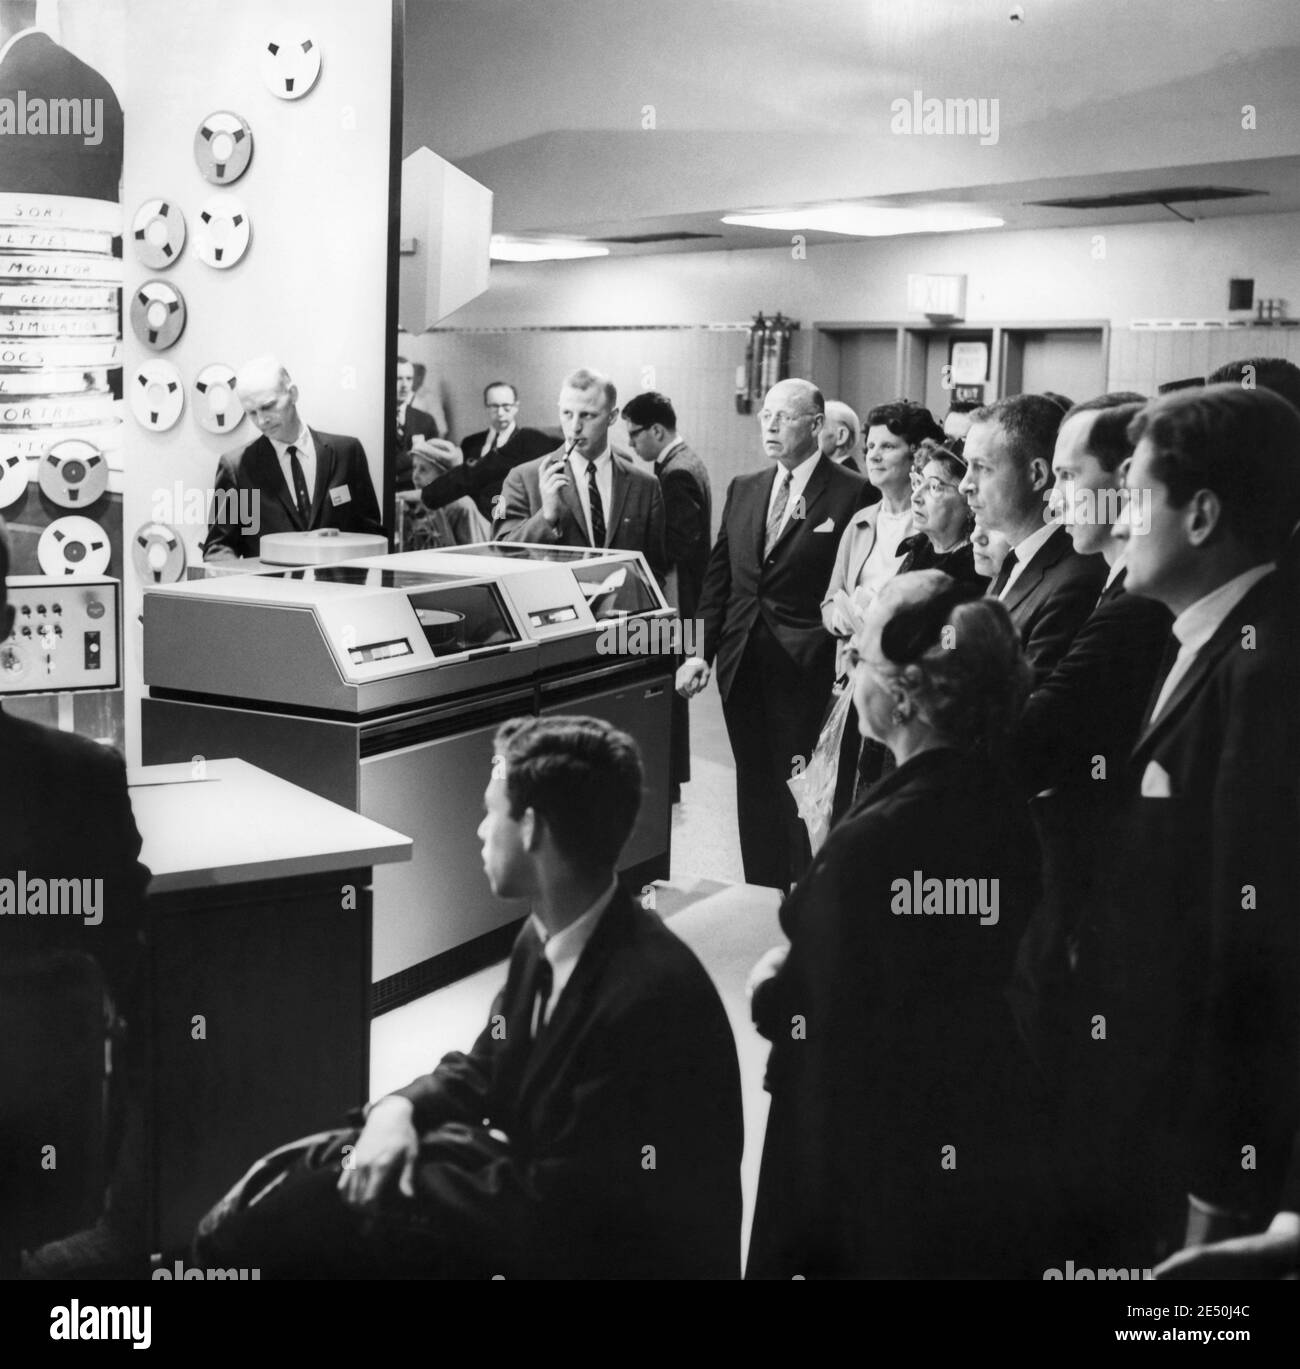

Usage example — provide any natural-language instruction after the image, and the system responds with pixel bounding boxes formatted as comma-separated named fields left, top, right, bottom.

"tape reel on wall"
left=130, top=280, right=187, bottom=350
left=262, top=32, right=322, bottom=100
left=129, top=360, right=185, bottom=431
left=193, top=363, right=244, bottom=433
left=195, top=112, right=254, bottom=185
left=132, top=521, right=187, bottom=585
left=131, top=199, right=187, bottom=269
left=193, top=194, right=251, bottom=269
left=37, top=515, right=112, bottom=577
left=38, top=439, right=109, bottom=508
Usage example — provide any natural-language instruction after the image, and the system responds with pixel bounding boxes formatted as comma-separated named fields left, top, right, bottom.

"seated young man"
left=195, top=715, right=744, bottom=1279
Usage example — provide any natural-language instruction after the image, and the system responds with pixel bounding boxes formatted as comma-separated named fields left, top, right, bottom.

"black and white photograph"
left=2, top=0, right=1298, bottom=1349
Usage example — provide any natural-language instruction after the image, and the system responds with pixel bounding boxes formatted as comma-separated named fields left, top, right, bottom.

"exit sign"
left=907, top=273, right=967, bottom=319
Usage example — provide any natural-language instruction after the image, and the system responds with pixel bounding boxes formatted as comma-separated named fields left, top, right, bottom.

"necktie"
left=1148, top=640, right=1195, bottom=724
left=586, top=458, right=606, bottom=547
left=764, top=469, right=792, bottom=559
left=988, top=548, right=1018, bottom=599
left=531, top=955, right=554, bottom=1037
left=287, top=444, right=311, bottom=525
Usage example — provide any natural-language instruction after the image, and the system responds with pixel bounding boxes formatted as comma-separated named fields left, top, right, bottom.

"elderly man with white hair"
left=817, top=399, right=866, bottom=475
left=202, top=356, right=384, bottom=560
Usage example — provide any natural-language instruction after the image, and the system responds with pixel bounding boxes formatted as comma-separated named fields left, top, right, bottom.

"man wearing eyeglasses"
left=677, top=378, right=873, bottom=892
left=416, top=381, right=553, bottom=522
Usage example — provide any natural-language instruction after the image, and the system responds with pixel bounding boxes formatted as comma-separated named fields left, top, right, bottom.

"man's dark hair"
left=1206, top=356, right=1300, bottom=415
left=412, top=363, right=427, bottom=388
left=1127, top=383, right=1300, bottom=560
left=493, top=715, right=643, bottom=868
left=1061, top=394, right=1148, bottom=474
left=944, top=400, right=980, bottom=417
left=622, top=392, right=677, bottom=432
left=396, top=354, right=410, bottom=367
left=865, top=399, right=942, bottom=447
left=483, top=380, right=518, bottom=405
left=971, top=394, right=1065, bottom=476
left=1041, top=391, right=1074, bottom=414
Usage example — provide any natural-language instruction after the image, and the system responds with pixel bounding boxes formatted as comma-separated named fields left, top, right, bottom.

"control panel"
left=0, top=575, right=121, bottom=694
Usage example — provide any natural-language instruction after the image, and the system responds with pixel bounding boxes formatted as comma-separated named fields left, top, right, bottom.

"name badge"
left=329, top=484, right=352, bottom=507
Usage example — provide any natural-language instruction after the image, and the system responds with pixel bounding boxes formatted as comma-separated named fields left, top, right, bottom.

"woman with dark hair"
left=896, top=440, right=988, bottom=590
left=747, top=572, right=1046, bottom=1279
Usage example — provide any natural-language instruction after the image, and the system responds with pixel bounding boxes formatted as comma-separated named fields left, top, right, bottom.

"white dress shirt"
left=569, top=445, right=614, bottom=547
left=999, top=519, right=1057, bottom=600
left=1148, top=563, right=1275, bottom=723
left=528, top=877, right=618, bottom=1031
left=766, top=450, right=822, bottom=541
left=269, top=424, right=317, bottom=510
left=655, top=436, right=685, bottom=473
left=482, top=422, right=516, bottom=456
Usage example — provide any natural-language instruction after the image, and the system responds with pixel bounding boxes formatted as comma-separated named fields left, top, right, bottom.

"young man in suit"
left=1070, top=384, right=1300, bottom=1266
left=0, top=519, right=152, bottom=1274
left=677, top=378, right=873, bottom=891
left=959, top=393, right=1107, bottom=682
left=1008, top=394, right=1173, bottom=1102
left=624, top=391, right=712, bottom=802
left=493, top=368, right=667, bottom=585
left=194, top=715, right=744, bottom=1279
left=201, top=356, right=384, bottom=561
left=393, top=355, right=440, bottom=492
left=417, top=381, right=554, bottom=521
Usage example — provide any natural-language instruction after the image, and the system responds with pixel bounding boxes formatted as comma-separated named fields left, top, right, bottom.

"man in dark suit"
left=202, top=356, right=384, bottom=561
left=678, top=378, right=873, bottom=891
left=959, top=393, right=1106, bottom=682
left=0, top=3, right=123, bottom=202
left=493, top=368, right=667, bottom=584
left=393, top=355, right=440, bottom=492
left=194, top=715, right=744, bottom=1279
left=418, top=381, right=553, bottom=521
left=624, top=391, right=712, bottom=802
left=1071, top=385, right=1300, bottom=1265
left=1008, top=394, right=1173, bottom=1095
left=0, top=518, right=152, bottom=1274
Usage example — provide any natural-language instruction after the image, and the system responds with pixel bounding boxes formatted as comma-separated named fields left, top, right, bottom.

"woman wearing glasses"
left=747, top=572, right=1046, bottom=1279
left=896, top=440, right=988, bottom=590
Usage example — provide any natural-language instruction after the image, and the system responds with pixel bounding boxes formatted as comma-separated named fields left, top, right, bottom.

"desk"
left=130, top=759, right=411, bottom=1254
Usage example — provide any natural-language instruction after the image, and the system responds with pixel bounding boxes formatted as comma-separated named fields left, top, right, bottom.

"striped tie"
left=764, top=469, right=792, bottom=559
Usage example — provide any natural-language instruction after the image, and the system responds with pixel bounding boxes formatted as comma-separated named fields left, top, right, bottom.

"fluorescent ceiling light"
left=490, top=237, right=610, bottom=262
left=722, top=205, right=1005, bottom=236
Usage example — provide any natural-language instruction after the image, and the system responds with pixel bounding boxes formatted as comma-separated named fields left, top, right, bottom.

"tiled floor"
left=368, top=678, right=779, bottom=1268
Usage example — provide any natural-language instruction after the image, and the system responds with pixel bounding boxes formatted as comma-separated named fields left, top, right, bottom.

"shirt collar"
left=1007, top=518, right=1056, bottom=566
left=0, top=27, right=41, bottom=65
left=529, top=877, right=618, bottom=971
left=268, top=424, right=310, bottom=457
left=656, top=437, right=685, bottom=467
left=491, top=421, right=517, bottom=447
left=570, top=444, right=610, bottom=470
left=775, top=448, right=822, bottom=492
left=1171, top=564, right=1274, bottom=654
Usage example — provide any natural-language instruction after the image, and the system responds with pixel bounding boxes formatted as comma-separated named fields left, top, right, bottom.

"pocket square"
left=1140, top=760, right=1172, bottom=798
left=813, top=518, right=835, bottom=533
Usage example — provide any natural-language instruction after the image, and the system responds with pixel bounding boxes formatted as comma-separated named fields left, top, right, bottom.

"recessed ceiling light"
left=489, top=237, right=610, bottom=262
left=722, top=205, right=1005, bottom=236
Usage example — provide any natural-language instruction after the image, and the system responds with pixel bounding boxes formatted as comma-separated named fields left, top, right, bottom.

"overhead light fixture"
left=489, top=236, right=610, bottom=262
left=722, top=205, right=1004, bottom=237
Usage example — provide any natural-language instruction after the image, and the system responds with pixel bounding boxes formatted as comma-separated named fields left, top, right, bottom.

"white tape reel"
left=0, top=450, right=29, bottom=508
left=39, top=439, right=109, bottom=508
left=262, top=31, right=321, bottom=100
left=130, top=280, right=187, bottom=350
left=131, top=199, right=186, bottom=269
left=194, top=194, right=251, bottom=269
left=132, top=521, right=187, bottom=585
left=129, top=361, right=185, bottom=431
left=38, top=515, right=112, bottom=577
left=195, top=111, right=254, bottom=185
left=193, top=363, right=244, bottom=433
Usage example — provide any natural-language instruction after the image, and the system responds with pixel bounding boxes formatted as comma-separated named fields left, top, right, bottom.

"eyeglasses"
left=757, top=409, right=812, bottom=427
left=486, top=402, right=518, bottom=411
left=910, top=474, right=962, bottom=496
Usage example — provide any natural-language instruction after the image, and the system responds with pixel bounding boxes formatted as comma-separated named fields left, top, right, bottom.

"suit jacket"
left=201, top=429, right=384, bottom=560
left=394, top=404, right=441, bottom=491
left=998, top=526, right=1107, bottom=683
left=748, top=747, right=1043, bottom=1279
left=422, top=426, right=554, bottom=520
left=392, top=888, right=744, bottom=1279
left=0, top=708, right=150, bottom=1006
left=0, top=30, right=123, bottom=202
left=493, top=446, right=668, bottom=585
left=654, top=441, right=712, bottom=621
left=894, top=533, right=988, bottom=590
left=1081, top=572, right=1300, bottom=1217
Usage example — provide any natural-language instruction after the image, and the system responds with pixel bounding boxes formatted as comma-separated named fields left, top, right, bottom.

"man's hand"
left=676, top=656, right=711, bottom=698
left=538, top=452, right=570, bottom=527
left=337, top=1096, right=419, bottom=1210
left=410, top=438, right=461, bottom=487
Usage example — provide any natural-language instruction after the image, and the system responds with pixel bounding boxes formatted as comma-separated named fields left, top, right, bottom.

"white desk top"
left=128, top=757, right=413, bottom=895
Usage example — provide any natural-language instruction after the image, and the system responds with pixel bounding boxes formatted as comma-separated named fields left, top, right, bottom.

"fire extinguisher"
left=737, top=312, right=764, bottom=414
